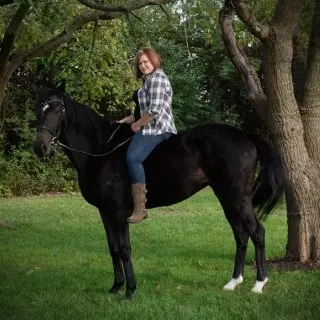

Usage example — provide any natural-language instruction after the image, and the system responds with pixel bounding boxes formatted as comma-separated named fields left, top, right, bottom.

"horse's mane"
left=63, top=94, right=109, bottom=140
left=62, top=94, right=134, bottom=147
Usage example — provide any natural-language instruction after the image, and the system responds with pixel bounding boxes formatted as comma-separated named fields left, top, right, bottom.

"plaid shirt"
left=138, top=69, right=177, bottom=135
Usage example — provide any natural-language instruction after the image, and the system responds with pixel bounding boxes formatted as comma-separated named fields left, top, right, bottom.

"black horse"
left=34, top=87, right=284, bottom=298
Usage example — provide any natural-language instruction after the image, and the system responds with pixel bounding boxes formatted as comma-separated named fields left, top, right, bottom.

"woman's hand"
left=131, top=122, right=141, bottom=132
left=129, top=113, right=153, bottom=132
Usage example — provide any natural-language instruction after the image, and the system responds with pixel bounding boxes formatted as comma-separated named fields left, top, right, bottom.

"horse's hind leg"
left=222, top=216, right=249, bottom=291
left=245, top=216, right=268, bottom=293
left=217, top=193, right=268, bottom=293
left=228, top=198, right=268, bottom=293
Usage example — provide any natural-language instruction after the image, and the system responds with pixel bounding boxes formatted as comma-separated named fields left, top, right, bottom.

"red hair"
left=133, top=47, right=162, bottom=80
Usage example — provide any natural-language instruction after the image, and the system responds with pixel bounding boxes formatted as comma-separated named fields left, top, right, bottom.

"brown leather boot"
left=127, top=183, right=148, bottom=224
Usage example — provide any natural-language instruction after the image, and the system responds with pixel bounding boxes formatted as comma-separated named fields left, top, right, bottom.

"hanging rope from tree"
left=182, top=0, right=192, bottom=60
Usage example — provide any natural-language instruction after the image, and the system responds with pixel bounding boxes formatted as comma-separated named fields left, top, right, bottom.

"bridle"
left=37, top=98, right=132, bottom=157
left=37, top=98, right=66, bottom=138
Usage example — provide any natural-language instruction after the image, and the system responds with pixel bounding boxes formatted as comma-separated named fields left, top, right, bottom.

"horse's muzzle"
left=34, top=138, right=54, bottom=157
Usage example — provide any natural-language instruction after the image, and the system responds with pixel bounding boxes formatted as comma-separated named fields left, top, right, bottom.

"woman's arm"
left=117, top=114, right=135, bottom=124
left=131, top=113, right=153, bottom=132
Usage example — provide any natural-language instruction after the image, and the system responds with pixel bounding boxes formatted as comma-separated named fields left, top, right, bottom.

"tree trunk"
left=0, top=77, right=7, bottom=111
left=263, top=25, right=320, bottom=262
left=0, top=59, right=20, bottom=115
left=220, top=0, right=320, bottom=262
left=0, top=67, right=11, bottom=117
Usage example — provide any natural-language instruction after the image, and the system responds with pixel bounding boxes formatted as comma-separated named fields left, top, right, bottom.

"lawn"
left=1, top=189, right=319, bottom=320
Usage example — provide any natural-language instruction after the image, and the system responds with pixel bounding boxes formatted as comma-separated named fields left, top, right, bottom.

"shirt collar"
left=144, top=68, right=162, bottom=81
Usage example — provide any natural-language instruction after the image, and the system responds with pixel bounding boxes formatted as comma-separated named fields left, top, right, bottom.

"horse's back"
left=144, top=123, right=257, bottom=208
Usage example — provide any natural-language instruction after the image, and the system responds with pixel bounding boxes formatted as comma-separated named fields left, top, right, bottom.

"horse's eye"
left=55, top=107, right=63, bottom=113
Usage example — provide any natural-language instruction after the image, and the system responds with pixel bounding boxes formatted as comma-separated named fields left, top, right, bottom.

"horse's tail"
left=248, top=134, right=285, bottom=219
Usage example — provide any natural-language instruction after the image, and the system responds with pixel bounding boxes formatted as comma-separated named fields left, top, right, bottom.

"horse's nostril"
left=34, top=140, right=49, bottom=157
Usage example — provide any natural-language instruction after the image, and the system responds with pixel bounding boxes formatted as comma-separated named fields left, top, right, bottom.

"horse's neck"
left=60, top=130, right=93, bottom=172
left=60, top=103, right=106, bottom=172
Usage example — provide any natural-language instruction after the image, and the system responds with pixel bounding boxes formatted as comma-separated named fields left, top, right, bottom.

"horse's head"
left=34, top=88, right=66, bottom=157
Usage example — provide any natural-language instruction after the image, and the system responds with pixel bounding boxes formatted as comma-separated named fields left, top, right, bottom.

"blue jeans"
left=126, top=131, right=171, bottom=184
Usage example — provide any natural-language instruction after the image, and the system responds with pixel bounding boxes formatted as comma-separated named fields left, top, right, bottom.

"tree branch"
left=0, top=2, right=30, bottom=67
left=219, top=0, right=266, bottom=117
left=159, top=4, right=170, bottom=17
left=77, top=0, right=170, bottom=12
left=231, top=0, right=270, bottom=39
left=0, top=0, right=14, bottom=6
left=9, top=9, right=124, bottom=67
left=127, top=11, right=144, bottom=22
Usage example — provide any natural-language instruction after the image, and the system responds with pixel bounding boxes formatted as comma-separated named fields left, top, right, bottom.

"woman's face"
left=138, top=54, right=155, bottom=76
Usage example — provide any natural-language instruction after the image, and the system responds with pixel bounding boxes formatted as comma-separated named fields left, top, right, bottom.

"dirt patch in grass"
left=250, top=257, right=320, bottom=271
left=265, top=258, right=320, bottom=271
left=0, top=220, right=9, bottom=228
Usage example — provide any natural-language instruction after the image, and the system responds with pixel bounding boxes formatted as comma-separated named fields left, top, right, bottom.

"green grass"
left=1, top=189, right=319, bottom=320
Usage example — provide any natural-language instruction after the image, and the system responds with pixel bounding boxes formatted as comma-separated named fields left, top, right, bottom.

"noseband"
left=37, top=99, right=66, bottom=140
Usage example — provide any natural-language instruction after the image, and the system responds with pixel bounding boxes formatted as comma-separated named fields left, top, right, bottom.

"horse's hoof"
left=124, top=287, right=136, bottom=300
left=251, top=277, right=268, bottom=293
left=108, top=282, right=124, bottom=294
left=223, top=275, right=243, bottom=291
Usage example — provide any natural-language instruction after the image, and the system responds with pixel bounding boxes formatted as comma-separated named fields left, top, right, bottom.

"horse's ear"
left=32, top=86, right=58, bottom=102
left=30, top=84, right=41, bottom=97
left=56, top=80, right=66, bottom=93
left=30, top=84, right=37, bottom=92
left=30, top=85, right=42, bottom=103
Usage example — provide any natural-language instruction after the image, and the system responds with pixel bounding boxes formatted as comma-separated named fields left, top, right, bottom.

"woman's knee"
left=126, top=151, right=140, bottom=167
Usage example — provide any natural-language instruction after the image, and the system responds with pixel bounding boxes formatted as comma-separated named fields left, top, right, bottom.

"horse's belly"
left=146, top=167, right=209, bottom=208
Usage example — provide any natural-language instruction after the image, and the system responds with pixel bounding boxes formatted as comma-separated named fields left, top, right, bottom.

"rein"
left=53, top=135, right=132, bottom=157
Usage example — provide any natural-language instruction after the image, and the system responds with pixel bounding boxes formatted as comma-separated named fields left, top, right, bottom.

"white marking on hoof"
left=251, top=277, right=268, bottom=294
left=223, top=275, right=243, bottom=291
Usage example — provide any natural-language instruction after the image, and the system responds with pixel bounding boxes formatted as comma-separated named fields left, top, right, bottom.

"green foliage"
left=0, top=149, right=77, bottom=197
left=27, top=18, right=137, bottom=117
left=33, top=19, right=137, bottom=115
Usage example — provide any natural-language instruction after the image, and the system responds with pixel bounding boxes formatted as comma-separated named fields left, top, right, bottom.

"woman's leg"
left=126, top=131, right=171, bottom=183
left=126, top=131, right=171, bottom=223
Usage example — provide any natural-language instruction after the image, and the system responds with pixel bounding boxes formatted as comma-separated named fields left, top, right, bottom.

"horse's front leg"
left=100, top=211, right=125, bottom=294
left=118, top=223, right=137, bottom=299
